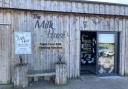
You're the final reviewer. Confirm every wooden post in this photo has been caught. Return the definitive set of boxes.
[13,64,28,88]
[55,63,67,85]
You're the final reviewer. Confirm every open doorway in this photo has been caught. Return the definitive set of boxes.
[80,31,119,76]
[80,31,97,75]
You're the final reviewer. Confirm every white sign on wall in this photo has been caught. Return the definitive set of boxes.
[15,32,32,54]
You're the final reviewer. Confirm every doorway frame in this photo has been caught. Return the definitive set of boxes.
[96,31,119,76]
[80,31,120,76]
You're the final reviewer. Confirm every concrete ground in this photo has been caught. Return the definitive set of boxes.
[1,76,128,89]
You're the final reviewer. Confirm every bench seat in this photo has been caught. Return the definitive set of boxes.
[28,70,55,77]
[27,70,55,81]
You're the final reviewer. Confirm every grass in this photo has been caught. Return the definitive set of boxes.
[99,43,114,50]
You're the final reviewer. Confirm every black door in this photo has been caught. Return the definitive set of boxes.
[80,31,97,74]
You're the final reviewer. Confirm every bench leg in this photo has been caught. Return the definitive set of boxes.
[34,77,38,82]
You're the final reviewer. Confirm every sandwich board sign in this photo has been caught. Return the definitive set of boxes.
[15,32,32,54]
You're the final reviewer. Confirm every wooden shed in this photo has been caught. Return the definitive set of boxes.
[0,0,128,84]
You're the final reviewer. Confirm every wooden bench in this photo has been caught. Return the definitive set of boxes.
[27,70,55,82]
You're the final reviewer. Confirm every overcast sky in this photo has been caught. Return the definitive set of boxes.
[90,0,128,4]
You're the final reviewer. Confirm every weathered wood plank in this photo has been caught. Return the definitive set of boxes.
[69,15,74,78]
[14,64,28,88]
[99,4,105,15]
[114,5,120,15]
[109,17,115,31]
[94,4,100,14]
[52,15,58,70]
[119,18,125,75]
[3,0,10,7]
[124,7,128,15]
[109,5,115,15]
[0,27,11,84]
[88,3,95,14]
[122,18,126,76]
[0,0,128,16]
[76,16,80,77]
[125,19,128,75]
[55,64,67,85]
[119,6,125,15]
[64,15,70,78]
[71,16,77,78]
[83,16,89,31]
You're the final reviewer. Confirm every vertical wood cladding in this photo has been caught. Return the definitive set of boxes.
[0,1,128,82]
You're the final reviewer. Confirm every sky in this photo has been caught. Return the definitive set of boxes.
[90,0,128,4]
[98,34,114,43]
